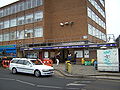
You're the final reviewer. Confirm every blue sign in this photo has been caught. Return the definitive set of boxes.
[21,43,117,51]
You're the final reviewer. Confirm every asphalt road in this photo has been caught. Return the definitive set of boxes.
[0,67,120,90]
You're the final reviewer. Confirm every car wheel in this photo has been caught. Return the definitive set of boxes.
[12,68,17,74]
[34,70,41,77]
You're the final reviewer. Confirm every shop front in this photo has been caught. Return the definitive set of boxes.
[20,43,117,64]
[0,45,17,58]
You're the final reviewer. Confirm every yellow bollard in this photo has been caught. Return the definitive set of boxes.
[65,61,70,72]
[68,63,72,73]
[81,58,85,65]
[91,59,95,65]
[65,61,71,73]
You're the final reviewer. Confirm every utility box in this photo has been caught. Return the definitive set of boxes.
[97,48,119,72]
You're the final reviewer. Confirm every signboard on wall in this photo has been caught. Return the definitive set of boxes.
[84,50,89,58]
[97,48,119,72]
[74,51,83,58]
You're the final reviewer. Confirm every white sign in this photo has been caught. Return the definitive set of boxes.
[74,51,83,58]
[97,48,119,72]
[84,50,89,58]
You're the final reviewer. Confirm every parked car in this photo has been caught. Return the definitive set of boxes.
[9,58,54,77]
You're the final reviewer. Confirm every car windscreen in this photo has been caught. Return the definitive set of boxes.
[30,60,43,65]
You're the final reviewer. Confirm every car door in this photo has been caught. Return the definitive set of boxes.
[23,60,34,74]
[16,60,25,72]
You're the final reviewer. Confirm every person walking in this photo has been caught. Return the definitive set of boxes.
[55,52,60,65]
[73,52,77,64]
[67,53,72,62]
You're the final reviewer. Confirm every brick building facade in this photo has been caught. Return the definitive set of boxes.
[0,0,110,63]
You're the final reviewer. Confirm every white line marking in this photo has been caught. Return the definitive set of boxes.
[66,88,80,90]
[16,80,35,86]
[37,85,62,89]
[0,78,15,81]
[74,81,91,84]
[66,83,86,86]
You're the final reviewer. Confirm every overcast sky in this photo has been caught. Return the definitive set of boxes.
[0,0,120,38]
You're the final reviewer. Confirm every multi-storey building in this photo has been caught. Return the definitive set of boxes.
[0,0,115,63]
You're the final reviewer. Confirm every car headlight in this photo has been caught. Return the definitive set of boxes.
[42,69,49,72]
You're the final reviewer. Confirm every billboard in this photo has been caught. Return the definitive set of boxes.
[97,48,119,72]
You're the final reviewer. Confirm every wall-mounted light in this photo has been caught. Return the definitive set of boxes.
[60,22,64,27]
[64,22,69,25]
[59,21,74,27]
[69,21,74,26]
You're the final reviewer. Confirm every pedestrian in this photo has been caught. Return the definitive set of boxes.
[73,52,77,64]
[55,52,60,65]
[94,60,97,70]
[67,53,72,62]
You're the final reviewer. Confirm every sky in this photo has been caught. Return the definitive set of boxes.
[0,0,120,39]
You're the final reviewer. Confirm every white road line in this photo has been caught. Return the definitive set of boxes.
[66,83,86,86]
[37,85,62,89]
[0,78,15,81]
[16,80,35,86]
[74,81,91,84]
[66,87,80,90]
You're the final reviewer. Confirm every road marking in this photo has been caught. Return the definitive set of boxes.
[16,80,35,86]
[66,83,86,86]
[37,85,62,89]
[0,78,15,81]
[66,87,80,90]
[74,81,91,84]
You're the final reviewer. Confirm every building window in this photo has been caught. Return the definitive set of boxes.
[17,30,24,39]
[25,14,33,24]
[10,18,17,27]
[34,11,43,22]
[0,34,2,42]
[74,51,83,58]
[0,22,3,29]
[0,10,3,17]
[10,31,16,40]
[25,0,32,9]
[34,27,43,37]
[88,24,93,35]
[18,2,24,11]
[36,0,43,6]
[92,11,96,21]
[10,5,16,14]
[3,33,9,41]
[25,29,33,38]
[4,20,9,28]
[4,8,10,16]
[18,16,24,25]
[87,7,92,18]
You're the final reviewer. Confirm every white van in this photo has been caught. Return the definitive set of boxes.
[9,58,54,77]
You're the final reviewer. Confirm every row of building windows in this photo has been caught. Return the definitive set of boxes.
[88,24,106,41]
[0,27,43,42]
[88,0,105,18]
[0,11,43,29]
[99,0,105,7]
[0,0,43,18]
[87,7,105,29]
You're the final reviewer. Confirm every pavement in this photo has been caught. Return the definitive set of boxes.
[53,63,120,80]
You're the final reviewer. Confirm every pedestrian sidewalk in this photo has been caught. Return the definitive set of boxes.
[53,64,120,80]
